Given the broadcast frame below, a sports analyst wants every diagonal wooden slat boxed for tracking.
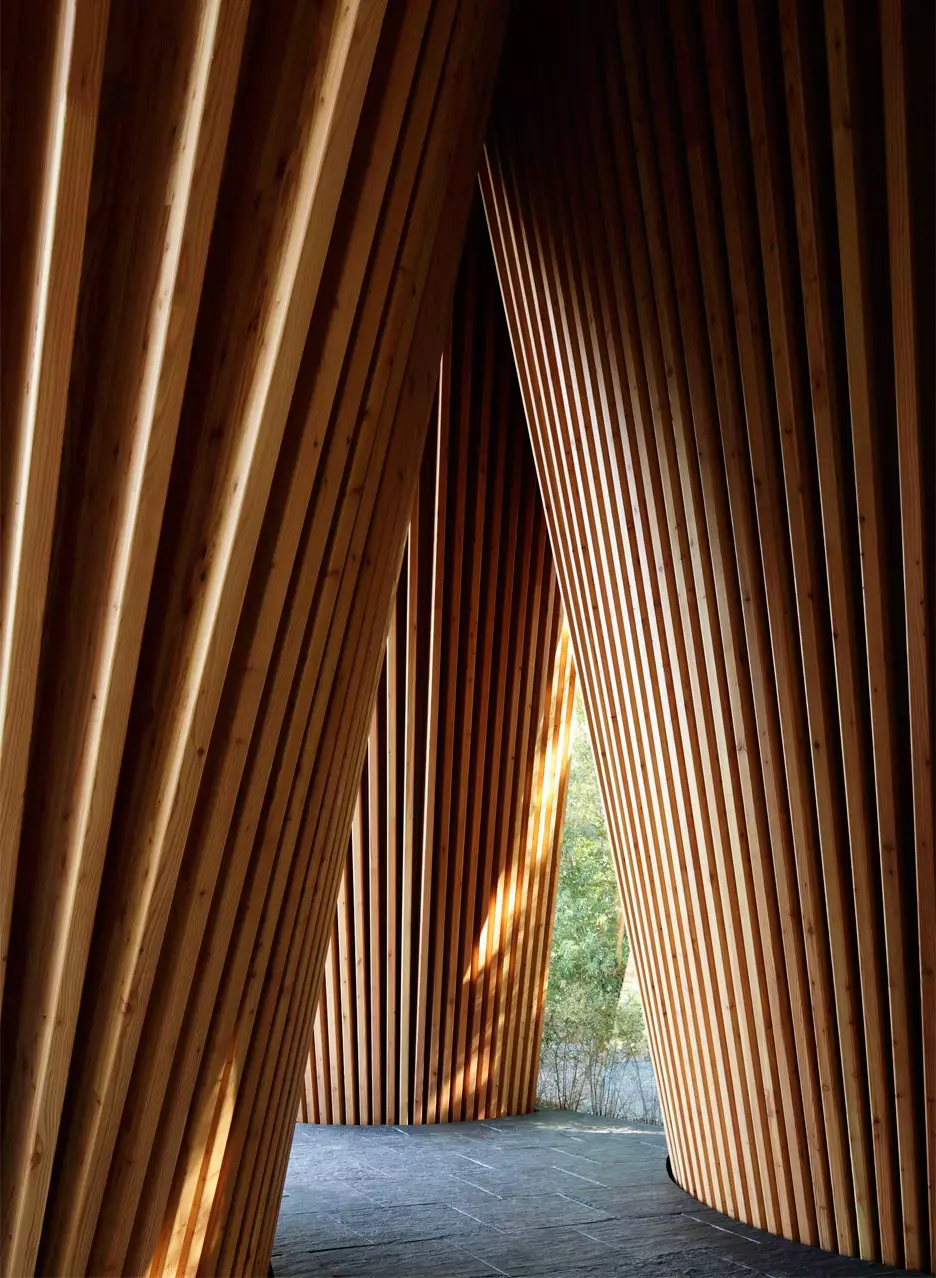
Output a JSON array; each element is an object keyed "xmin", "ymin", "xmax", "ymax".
[
  {"xmin": 482, "ymin": 1, "xmax": 934, "ymax": 1269},
  {"xmin": 0, "ymin": 3, "xmax": 508, "ymax": 1273}
]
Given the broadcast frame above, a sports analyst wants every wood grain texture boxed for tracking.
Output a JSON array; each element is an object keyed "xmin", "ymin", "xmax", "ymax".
[
  {"xmin": 303, "ymin": 209, "xmax": 576, "ymax": 1128},
  {"xmin": 0, "ymin": 2, "xmax": 507, "ymax": 1274},
  {"xmin": 481, "ymin": 0, "xmax": 934, "ymax": 1270}
]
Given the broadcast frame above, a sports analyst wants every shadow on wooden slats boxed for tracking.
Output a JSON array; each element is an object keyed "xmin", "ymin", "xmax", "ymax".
[
  {"xmin": 481, "ymin": 0, "xmax": 934, "ymax": 1270},
  {"xmin": 0, "ymin": 2, "xmax": 508, "ymax": 1274},
  {"xmin": 302, "ymin": 207, "xmax": 576, "ymax": 1130}
]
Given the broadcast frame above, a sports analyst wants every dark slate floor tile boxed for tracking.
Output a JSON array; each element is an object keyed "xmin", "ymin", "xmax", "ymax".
[
  {"xmin": 570, "ymin": 1211, "xmax": 727, "ymax": 1259},
  {"xmin": 275, "ymin": 1112, "xmax": 908, "ymax": 1277},
  {"xmin": 438, "ymin": 1189, "xmax": 611, "ymax": 1233},
  {"xmin": 334, "ymin": 1202, "xmax": 501, "ymax": 1246},
  {"xmin": 445, "ymin": 1163, "xmax": 612, "ymax": 1199},
  {"xmin": 555, "ymin": 1183, "xmax": 697, "ymax": 1219},
  {"xmin": 457, "ymin": 1222, "xmax": 619, "ymax": 1275},
  {"xmin": 280, "ymin": 1181, "xmax": 377, "ymax": 1213},
  {"xmin": 276, "ymin": 1238, "xmax": 496, "ymax": 1275},
  {"xmin": 272, "ymin": 1211, "xmax": 368, "ymax": 1254}
]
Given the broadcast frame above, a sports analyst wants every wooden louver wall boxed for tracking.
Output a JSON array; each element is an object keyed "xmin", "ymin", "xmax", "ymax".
[
  {"xmin": 482, "ymin": 0, "xmax": 934, "ymax": 1271},
  {"xmin": 300, "ymin": 212, "xmax": 576, "ymax": 1128},
  {"xmin": 0, "ymin": 2, "xmax": 508, "ymax": 1275}
]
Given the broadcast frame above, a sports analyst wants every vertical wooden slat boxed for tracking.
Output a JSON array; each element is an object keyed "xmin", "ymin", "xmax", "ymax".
[
  {"xmin": 426, "ymin": 270, "xmax": 472, "ymax": 1124},
  {"xmin": 456, "ymin": 358, "xmax": 509, "ymax": 1121},
  {"xmin": 825, "ymin": 0, "xmax": 921, "ymax": 1264},
  {"xmin": 302, "ymin": 206, "xmax": 576, "ymax": 1132},
  {"xmin": 525, "ymin": 623, "xmax": 576, "ymax": 1112},
  {"xmin": 385, "ymin": 597, "xmax": 399, "ymax": 1124},
  {"xmin": 469, "ymin": 413, "xmax": 523, "ymax": 1119},
  {"xmin": 398, "ymin": 502, "xmax": 420, "ymax": 1125},
  {"xmin": 335, "ymin": 869, "xmax": 357, "ymax": 1124},
  {"xmin": 446, "ymin": 286, "xmax": 493, "ymax": 1123},
  {"xmin": 351, "ymin": 789, "xmax": 369, "ymax": 1126},
  {"xmin": 880, "ymin": 3, "xmax": 936, "ymax": 1259},
  {"xmin": 366, "ymin": 704, "xmax": 383, "ymax": 1125}
]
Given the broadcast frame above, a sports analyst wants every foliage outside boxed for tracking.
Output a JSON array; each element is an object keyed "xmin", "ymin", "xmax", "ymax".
[{"xmin": 537, "ymin": 694, "xmax": 662, "ymax": 1124}]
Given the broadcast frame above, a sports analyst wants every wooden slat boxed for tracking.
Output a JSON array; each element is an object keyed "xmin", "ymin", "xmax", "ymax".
[
  {"xmin": 491, "ymin": 45, "xmax": 710, "ymax": 1191},
  {"xmin": 825, "ymin": 0, "xmax": 922, "ymax": 1264},
  {"xmin": 183, "ymin": 13, "xmax": 511, "ymax": 1271},
  {"xmin": 454, "ymin": 349, "xmax": 508, "ymax": 1121},
  {"xmin": 426, "ymin": 254, "xmax": 472, "ymax": 1124},
  {"xmin": 0, "ymin": 2, "xmax": 508, "ymax": 1272},
  {"xmin": 385, "ymin": 595, "xmax": 399, "ymax": 1123},
  {"xmin": 397, "ymin": 504, "xmax": 420, "ymax": 1124},
  {"xmin": 412, "ymin": 360, "xmax": 449, "ymax": 1126},
  {"xmin": 2, "ymin": 7, "xmax": 244, "ymax": 1272},
  {"xmin": 880, "ymin": 2, "xmax": 936, "ymax": 1260},
  {"xmin": 445, "ymin": 297, "xmax": 492, "ymax": 1123},
  {"xmin": 0, "ymin": 0, "xmax": 108, "ymax": 1019},
  {"xmin": 301, "ymin": 207, "xmax": 576, "ymax": 1130},
  {"xmin": 106, "ymin": 7, "xmax": 443, "ymax": 1266},
  {"xmin": 351, "ymin": 792, "xmax": 368, "ymax": 1124},
  {"xmin": 203, "ymin": 12, "xmax": 512, "ymax": 1267},
  {"xmin": 38, "ymin": 7, "xmax": 388, "ymax": 1271},
  {"xmin": 622, "ymin": 0, "xmax": 811, "ymax": 1236},
  {"xmin": 366, "ymin": 702, "xmax": 383, "ymax": 1124},
  {"xmin": 482, "ymin": 0, "xmax": 934, "ymax": 1269},
  {"xmin": 488, "ymin": 33, "xmax": 713, "ymax": 1199},
  {"xmin": 524, "ymin": 623, "xmax": 577, "ymax": 1112},
  {"xmin": 469, "ymin": 412, "xmax": 523, "ymax": 1119}
]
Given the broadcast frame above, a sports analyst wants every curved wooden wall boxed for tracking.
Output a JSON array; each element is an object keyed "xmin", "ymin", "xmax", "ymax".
[
  {"xmin": 482, "ymin": 0, "xmax": 934, "ymax": 1270},
  {"xmin": 0, "ymin": 3, "xmax": 507, "ymax": 1275},
  {"xmin": 300, "ymin": 216, "xmax": 576, "ymax": 1128}
]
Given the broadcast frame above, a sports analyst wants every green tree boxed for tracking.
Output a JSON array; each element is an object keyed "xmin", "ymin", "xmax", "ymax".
[
  {"xmin": 539, "ymin": 693, "xmax": 658, "ymax": 1120},
  {"xmin": 546, "ymin": 693, "xmax": 626, "ymax": 1013}
]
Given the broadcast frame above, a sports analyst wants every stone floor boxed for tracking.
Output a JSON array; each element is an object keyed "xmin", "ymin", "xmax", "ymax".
[{"xmin": 272, "ymin": 1111, "xmax": 916, "ymax": 1277}]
